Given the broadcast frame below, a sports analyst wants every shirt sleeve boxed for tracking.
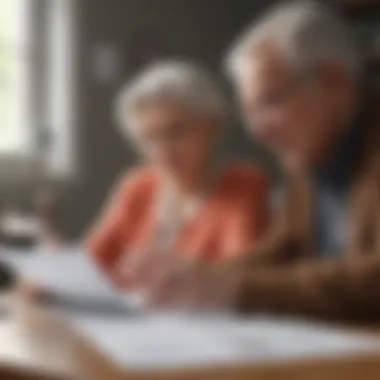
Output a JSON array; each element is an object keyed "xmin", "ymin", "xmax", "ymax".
[{"xmin": 85, "ymin": 171, "xmax": 139, "ymax": 287}]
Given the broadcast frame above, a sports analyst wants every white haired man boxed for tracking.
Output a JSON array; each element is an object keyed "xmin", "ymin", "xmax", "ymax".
[{"xmin": 140, "ymin": 1, "xmax": 380, "ymax": 321}]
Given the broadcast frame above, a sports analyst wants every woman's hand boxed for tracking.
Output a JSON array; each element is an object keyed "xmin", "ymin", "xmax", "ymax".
[
  {"xmin": 115, "ymin": 249, "xmax": 244, "ymax": 311},
  {"xmin": 140, "ymin": 256, "xmax": 244, "ymax": 311},
  {"xmin": 115, "ymin": 249, "xmax": 173, "ymax": 288}
]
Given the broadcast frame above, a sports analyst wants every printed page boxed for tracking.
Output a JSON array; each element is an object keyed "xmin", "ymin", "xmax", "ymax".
[{"xmin": 71, "ymin": 312, "xmax": 380, "ymax": 371}]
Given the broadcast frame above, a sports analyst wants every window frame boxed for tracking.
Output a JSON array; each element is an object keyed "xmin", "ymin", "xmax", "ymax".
[{"xmin": 0, "ymin": 0, "xmax": 78, "ymax": 185}]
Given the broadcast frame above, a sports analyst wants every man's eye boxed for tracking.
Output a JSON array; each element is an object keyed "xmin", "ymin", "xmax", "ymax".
[{"xmin": 264, "ymin": 92, "xmax": 282, "ymax": 105}]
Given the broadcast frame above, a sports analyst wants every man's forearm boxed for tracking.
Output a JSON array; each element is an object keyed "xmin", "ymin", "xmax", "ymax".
[{"xmin": 235, "ymin": 253, "xmax": 380, "ymax": 320}]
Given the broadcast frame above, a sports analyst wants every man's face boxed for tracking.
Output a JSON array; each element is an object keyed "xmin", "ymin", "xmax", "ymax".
[{"xmin": 235, "ymin": 44, "xmax": 342, "ymax": 167}]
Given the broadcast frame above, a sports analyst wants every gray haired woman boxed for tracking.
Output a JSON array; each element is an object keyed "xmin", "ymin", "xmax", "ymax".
[{"xmin": 87, "ymin": 61, "xmax": 268, "ymax": 290}]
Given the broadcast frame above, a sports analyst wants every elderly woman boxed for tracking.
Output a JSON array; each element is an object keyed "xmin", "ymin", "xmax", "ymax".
[{"xmin": 87, "ymin": 61, "xmax": 268, "ymax": 288}]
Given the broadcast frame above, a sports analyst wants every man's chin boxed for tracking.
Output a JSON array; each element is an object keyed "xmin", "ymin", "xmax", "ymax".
[{"xmin": 281, "ymin": 153, "xmax": 306, "ymax": 171}]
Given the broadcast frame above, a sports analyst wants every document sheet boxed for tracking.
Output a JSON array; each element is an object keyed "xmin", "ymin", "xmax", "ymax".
[{"xmin": 71, "ymin": 312, "xmax": 380, "ymax": 370}]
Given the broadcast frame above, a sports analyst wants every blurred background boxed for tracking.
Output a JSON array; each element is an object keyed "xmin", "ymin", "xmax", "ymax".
[{"xmin": 0, "ymin": 0, "xmax": 379, "ymax": 245}]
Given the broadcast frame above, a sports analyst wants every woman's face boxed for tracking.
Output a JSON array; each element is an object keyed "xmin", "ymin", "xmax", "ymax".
[{"xmin": 130, "ymin": 100, "xmax": 219, "ymax": 181}]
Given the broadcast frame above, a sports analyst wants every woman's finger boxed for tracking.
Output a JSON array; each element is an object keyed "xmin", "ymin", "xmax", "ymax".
[
  {"xmin": 116, "ymin": 249, "xmax": 157, "ymax": 285},
  {"xmin": 142, "ymin": 258, "xmax": 200, "ymax": 309}
]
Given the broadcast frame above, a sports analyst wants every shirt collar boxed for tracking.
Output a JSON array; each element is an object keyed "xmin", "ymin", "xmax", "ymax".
[{"xmin": 313, "ymin": 103, "xmax": 364, "ymax": 188}]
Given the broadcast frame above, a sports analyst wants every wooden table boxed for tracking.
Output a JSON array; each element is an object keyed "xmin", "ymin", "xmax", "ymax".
[{"xmin": 2, "ymin": 299, "xmax": 380, "ymax": 380}]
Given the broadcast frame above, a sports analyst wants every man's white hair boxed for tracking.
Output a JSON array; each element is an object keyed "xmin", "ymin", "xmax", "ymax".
[
  {"xmin": 116, "ymin": 61, "xmax": 227, "ymax": 134},
  {"xmin": 225, "ymin": 0, "xmax": 360, "ymax": 80}
]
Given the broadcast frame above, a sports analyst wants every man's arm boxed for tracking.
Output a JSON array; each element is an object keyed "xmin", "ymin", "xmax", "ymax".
[
  {"xmin": 236, "ymin": 252, "xmax": 380, "ymax": 320},
  {"xmin": 245, "ymin": 170, "xmax": 314, "ymax": 267}
]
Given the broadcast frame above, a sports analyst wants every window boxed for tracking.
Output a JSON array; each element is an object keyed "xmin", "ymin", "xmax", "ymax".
[
  {"xmin": 0, "ymin": 0, "xmax": 76, "ymax": 180},
  {"xmin": 0, "ymin": 0, "xmax": 31, "ymax": 152}
]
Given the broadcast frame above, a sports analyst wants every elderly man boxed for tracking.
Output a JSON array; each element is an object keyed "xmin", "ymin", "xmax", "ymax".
[{"xmin": 138, "ymin": 0, "xmax": 380, "ymax": 321}]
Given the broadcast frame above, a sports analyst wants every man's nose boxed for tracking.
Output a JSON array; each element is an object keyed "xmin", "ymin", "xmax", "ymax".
[{"xmin": 251, "ymin": 119, "xmax": 279, "ymax": 142}]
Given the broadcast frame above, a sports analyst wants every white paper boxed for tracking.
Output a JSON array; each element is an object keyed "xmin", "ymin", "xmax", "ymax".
[
  {"xmin": 71, "ymin": 312, "xmax": 380, "ymax": 371},
  {"xmin": 72, "ymin": 314, "xmax": 237, "ymax": 370},
  {"xmin": 2, "ymin": 248, "xmax": 380, "ymax": 371},
  {"xmin": 0, "ymin": 248, "xmax": 133, "ymax": 314},
  {"xmin": 179, "ymin": 314, "xmax": 380, "ymax": 361}
]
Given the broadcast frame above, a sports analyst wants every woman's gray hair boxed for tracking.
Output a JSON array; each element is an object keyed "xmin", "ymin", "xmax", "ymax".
[
  {"xmin": 225, "ymin": 0, "xmax": 360, "ymax": 81},
  {"xmin": 116, "ymin": 61, "xmax": 227, "ymax": 134}
]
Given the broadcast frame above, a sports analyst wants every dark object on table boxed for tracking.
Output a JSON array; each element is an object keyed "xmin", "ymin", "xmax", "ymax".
[{"xmin": 0, "ymin": 261, "xmax": 17, "ymax": 290}]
